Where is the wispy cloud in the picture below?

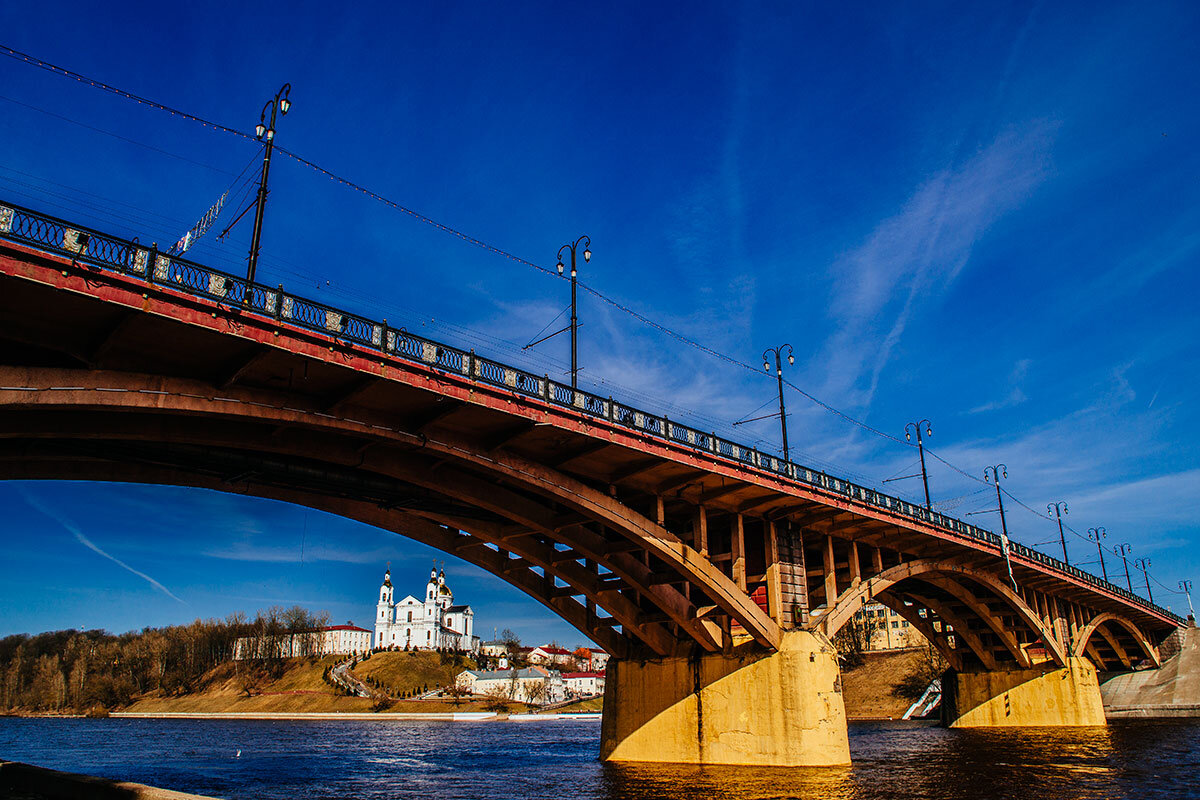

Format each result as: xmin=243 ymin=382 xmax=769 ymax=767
xmin=969 ymin=358 xmax=1032 ymax=414
xmin=19 ymin=488 xmax=188 ymax=605
xmin=818 ymin=125 xmax=1054 ymax=410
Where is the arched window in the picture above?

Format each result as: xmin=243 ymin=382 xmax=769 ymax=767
xmin=407 ymin=611 xmax=413 ymax=622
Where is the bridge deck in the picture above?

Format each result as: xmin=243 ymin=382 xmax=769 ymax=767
xmin=0 ymin=200 xmax=1183 ymax=662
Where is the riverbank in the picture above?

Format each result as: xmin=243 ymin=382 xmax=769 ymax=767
xmin=4 ymin=648 xmax=926 ymax=720
xmin=110 ymin=711 xmax=602 ymax=721
xmin=0 ymin=759 xmax=220 ymax=799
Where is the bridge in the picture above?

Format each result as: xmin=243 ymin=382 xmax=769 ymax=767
xmin=0 ymin=200 xmax=1186 ymax=766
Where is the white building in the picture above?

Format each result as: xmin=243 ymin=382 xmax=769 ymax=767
xmin=577 ymin=648 xmax=610 ymax=672
xmin=456 ymin=666 xmax=565 ymax=705
xmin=375 ymin=565 xmax=478 ymax=652
xmin=526 ymin=645 xmax=573 ymax=666
xmin=233 ymin=624 xmax=372 ymax=660
xmin=855 ymin=602 xmax=926 ymax=650
xmin=562 ymin=671 xmax=605 ymax=698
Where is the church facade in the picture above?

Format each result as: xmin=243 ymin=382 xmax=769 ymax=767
xmin=375 ymin=565 xmax=479 ymax=653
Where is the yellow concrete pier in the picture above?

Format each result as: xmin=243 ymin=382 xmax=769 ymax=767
xmin=600 ymin=630 xmax=850 ymax=766
xmin=945 ymin=657 xmax=1106 ymax=727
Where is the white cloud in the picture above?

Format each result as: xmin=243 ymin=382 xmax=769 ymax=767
xmin=817 ymin=125 xmax=1054 ymax=410
xmin=20 ymin=488 xmax=188 ymax=605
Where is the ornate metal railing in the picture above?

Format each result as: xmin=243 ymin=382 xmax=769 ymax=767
xmin=0 ymin=199 xmax=1184 ymax=626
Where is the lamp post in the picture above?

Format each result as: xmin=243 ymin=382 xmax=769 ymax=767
xmin=905 ymin=420 xmax=934 ymax=510
xmin=1180 ymin=580 xmax=1195 ymax=621
xmin=1113 ymin=543 xmax=1133 ymax=592
xmin=762 ymin=345 xmax=795 ymax=462
xmin=1048 ymin=502 xmax=1070 ymax=565
xmin=984 ymin=464 xmax=1017 ymax=591
xmin=247 ymin=83 xmax=291 ymax=292
xmin=555 ymin=235 xmax=591 ymax=390
xmin=1088 ymin=527 xmax=1108 ymax=582
xmin=983 ymin=465 xmax=1010 ymax=540
xmin=1135 ymin=558 xmax=1153 ymax=603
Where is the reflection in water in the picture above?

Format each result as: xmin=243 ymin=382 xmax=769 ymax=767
xmin=0 ymin=718 xmax=1196 ymax=800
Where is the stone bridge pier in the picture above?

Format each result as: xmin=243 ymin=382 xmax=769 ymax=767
xmin=600 ymin=631 xmax=850 ymax=766
xmin=941 ymin=658 xmax=1106 ymax=728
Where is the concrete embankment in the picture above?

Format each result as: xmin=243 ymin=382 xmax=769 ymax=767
xmin=1102 ymin=626 xmax=1200 ymax=718
xmin=111 ymin=711 xmax=601 ymax=721
xmin=0 ymin=760 xmax=219 ymax=800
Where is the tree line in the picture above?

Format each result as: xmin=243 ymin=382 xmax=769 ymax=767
xmin=0 ymin=606 xmax=328 ymax=712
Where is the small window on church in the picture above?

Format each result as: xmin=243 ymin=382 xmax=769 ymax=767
xmin=408 ymin=611 xmax=413 ymax=622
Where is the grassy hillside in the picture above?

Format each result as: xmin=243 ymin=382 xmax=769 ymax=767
xmin=351 ymin=651 xmax=476 ymax=696
xmin=841 ymin=648 xmax=927 ymax=719
xmin=120 ymin=648 xmax=926 ymax=717
xmin=125 ymin=655 xmax=376 ymax=713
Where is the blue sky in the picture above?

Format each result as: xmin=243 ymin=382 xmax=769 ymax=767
xmin=1 ymin=2 xmax=1197 ymax=643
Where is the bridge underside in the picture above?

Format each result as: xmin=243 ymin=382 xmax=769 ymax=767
xmin=0 ymin=233 xmax=1182 ymax=763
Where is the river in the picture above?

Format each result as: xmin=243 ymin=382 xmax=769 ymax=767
xmin=1 ymin=717 xmax=1197 ymax=799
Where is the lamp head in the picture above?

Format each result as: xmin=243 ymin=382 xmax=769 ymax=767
xmin=556 ymin=261 xmax=564 ymax=275
xmin=256 ymin=123 xmax=266 ymax=139
xmin=787 ymin=353 xmax=794 ymax=365
xmin=905 ymin=430 xmax=912 ymax=442
xmin=279 ymin=97 xmax=291 ymax=115
xmin=763 ymin=361 xmax=770 ymax=372
xmin=583 ymin=248 xmax=591 ymax=262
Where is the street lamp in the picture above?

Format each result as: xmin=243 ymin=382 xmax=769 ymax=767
xmin=1180 ymin=580 xmax=1195 ymax=621
xmin=246 ymin=83 xmax=292 ymax=293
xmin=762 ymin=344 xmax=795 ymax=463
xmin=1113 ymin=543 xmax=1133 ymax=592
xmin=555 ymin=235 xmax=591 ymax=390
xmin=1087 ymin=527 xmax=1108 ymax=582
xmin=904 ymin=420 xmax=934 ymax=511
xmin=1048 ymin=502 xmax=1069 ymax=565
xmin=984 ymin=464 xmax=1017 ymax=591
xmin=983 ymin=465 xmax=1010 ymax=540
xmin=1135 ymin=558 xmax=1153 ymax=603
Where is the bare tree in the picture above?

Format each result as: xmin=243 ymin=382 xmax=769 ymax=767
xmin=833 ymin=609 xmax=882 ymax=669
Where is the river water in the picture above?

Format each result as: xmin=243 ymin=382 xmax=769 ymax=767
xmin=1 ymin=718 xmax=1197 ymax=799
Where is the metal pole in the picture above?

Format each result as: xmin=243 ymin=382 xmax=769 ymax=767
xmin=761 ymin=345 xmax=794 ymax=463
xmin=556 ymin=236 xmax=589 ymax=391
xmin=1136 ymin=558 xmax=1153 ymax=603
xmin=246 ymin=131 xmax=274 ymax=289
xmin=995 ymin=479 xmax=1008 ymax=540
xmin=905 ymin=421 xmax=933 ymax=511
xmin=570 ymin=246 xmax=577 ymax=389
xmin=916 ymin=429 xmax=931 ymax=511
xmin=774 ymin=351 xmax=789 ymax=463
xmin=246 ymin=83 xmax=291 ymax=293
xmin=1115 ymin=544 xmax=1133 ymax=592
xmin=1180 ymin=580 xmax=1194 ymax=620
xmin=985 ymin=465 xmax=1016 ymax=591
xmin=1049 ymin=502 xmax=1069 ymax=565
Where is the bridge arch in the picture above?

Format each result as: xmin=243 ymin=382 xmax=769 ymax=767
xmin=0 ymin=366 xmax=780 ymax=657
xmin=818 ymin=558 xmax=1068 ymax=668
xmin=1073 ymin=612 xmax=1160 ymax=670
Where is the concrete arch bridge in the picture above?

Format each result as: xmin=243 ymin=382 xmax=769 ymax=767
xmin=0 ymin=201 xmax=1185 ymax=766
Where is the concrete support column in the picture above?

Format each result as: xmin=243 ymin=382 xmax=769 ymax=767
xmin=600 ymin=630 xmax=850 ymax=766
xmin=942 ymin=657 xmax=1106 ymax=728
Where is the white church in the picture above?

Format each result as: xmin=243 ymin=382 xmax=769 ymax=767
xmin=375 ymin=564 xmax=479 ymax=653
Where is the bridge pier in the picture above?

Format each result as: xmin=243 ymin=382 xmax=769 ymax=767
xmin=599 ymin=630 xmax=850 ymax=766
xmin=942 ymin=657 xmax=1106 ymax=727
